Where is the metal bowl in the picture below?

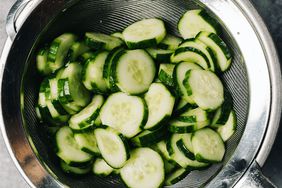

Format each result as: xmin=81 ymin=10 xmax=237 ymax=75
xmin=0 ymin=0 xmax=281 ymax=187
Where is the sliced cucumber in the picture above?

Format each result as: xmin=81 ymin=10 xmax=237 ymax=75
xmin=155 ymin=140 xmax=172 ymax=161
xmin=146 ymin=48 xmax=174 ymax=63
xmin=171 ymin=47 xmax=211 ymax=70
xmin=103 ymin=47 xmax=124 ymax=91
xmin=36 ymin=47 xmax=52 ymax=75
xmin=120 ymin=148 xmax=165 ymax=188
xmin=144 ymin=83 xmax=175 ymax=130
xmin=179 ymin=38 xmax=216 ymax=72
xmin=111 ymin=32 xmax=124 ymax=40
xmin=165 ymin=168 xmax=190 ymax=186
xmin=123 ymin=18 xmax=166 ymax=49
xmin=110 ymin=49 xmax=156 ymax=94
xmin=173 ymin=62 xmax=202 ymax=104
xmin=94 ymin=126 xmax=129 ymax=168
xmin=66 ymin=41 xmax=90 ymax=62
xmin=131 ymin=126 xmax=167 ymax=147
xmin=74 ymin=130 xmax=100 ymax=156
xmin=85 ymin=32 xmax=124 ymax=51
xmin=158 ymin=34 xmax=182 ymax=50
xmin=196 ymin=31 xmax=232 ymax=72
xmin=178 ymin=9 xmax=220 ymax=39
xmin=192 ymin=128 xmax=225 ymax=163
xmin=93 ymin=158 xmax=114 ymax=177
xmin=217 ymin=110 xmax=237 ymax=142
xmin=177 ymin=107 xmax=210 ymax=130
xmin=167 ymin=134 xmax=209 ymax=169
xmin=168 ymin=120 xmax=195 ymax=134
xmin=56 ymin=126 xmax=93 ymax=166
xmin=48 ymin=33 xmax=78 ymax=72
xmin=173 ymin=99 xmax=191 ymax=116
xmin=69 ymin=95 xmax=104 ymax=131
xmin=60 ymin=160 xmax=92 ymax=175
xmin=100 ymin=92 xmax=147 ymax=138
xmin=212 ymin=92 xmax=233 ymax=126
xmin=176 ymin=134 xmax=195 ymax=160
xmin=82 ymin=51 xmax=109 ymax=93
xmin=185 ymin=69 xmax=224 ymax=110
xmin=38 ymin=78 xmax=69 ymax=124
xmin=58 ymin=63 xmax=91 ymax=113
xmin=158 ymin=64 xmax=175 ymax=88
xmin=77 ymin=51 xmax=97 ymax=64
xmin=47 ymin=70 xmax=69 ymax=115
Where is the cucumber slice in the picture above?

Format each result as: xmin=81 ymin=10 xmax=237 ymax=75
xmin=111 ymin=32 xmax=124 ymax=41
xmin=178 ymin=9 xmax=220 ymax=39
xmin=212 ymin=92 xmax=233 ymax=126
xmin=82 ymin=51 xmax=109 ymax=93
xmin=176 ymin=134 xmax=195 ymax=160
xmin=69 ymin=95 xmax=104 ymax=131
xmin=47 ymin=70 xmax=69 ymax=115
xmin=177 ymin=107 xmax=210 ymax=130
xmin=217 ymin=110 xmax=237 ymax=142
xmin=111 ymin=49 xmax=156 ymax=95
xmin=77 ymin=51 xmax=96 ymax=64
xmin=85 ymin=32 xmax=124 ymax=51
xmin=60 ymin=160 xmax=92 ymax=175
xmin=74 ymin=130 xmax=100 ymax=156
xmin=93 ymin=158 xmax=114 ymax=177
xmin=167 ymin=134 xmax=209 ymax=169
xmin=192 ymin=128 xmax=225 ymax=163
xmin=179 ymin=38 xmax=216 ymax=72
xmin=185 ymin=69 xmax=224 ymax=110
xmin=38 ymin=78 xmax=69 ymax=124
xmin=173 ymin=62 xmax=202 ymax=104
xmin=165 ymin=168 xmax=190 ymax=186
xmin=100 ymin=92 xmax=147 ymax=138
xmin=158 ymin=64 xmax=177 ymax=93
xmin=94 ymin=126 xmax=130 ymax=168
xmin=36 ymin=47 xmax=52 ymax=75
xmin=58 ymin=63 xmax=91 ymax=113
xmin=103 ymin=47 xmax=124 ymax=91
xmin=56 ymin=126 xmax=93 ymax=166
xmin=144 ymin=83 xmax=175 ymax=130
xmin=123 ymin=18 xmax=166 ymax=49
xmin=131 ymin=126 xmax=167 ymax=147
xmin=158 ymin=34 xmax=182 ymax=50
xmin=66 ymin=41 xmax=90 ymax=62
xmin=120 ymin=148 xmax=165 ymax=188
xmin=173 ymin=99 xmax=191 ymax=116
xmin=168 ymin=120 xmax=195 ymax=134
xmin=48 ymin=33 xmax=78 ymax=72
xmin=196 ymin=31 xmax=232 ymax=72
xmin=171 ymin=47 xmax=211 ymax=70
xmin=146 ymin=48 xmax=174 ymax=63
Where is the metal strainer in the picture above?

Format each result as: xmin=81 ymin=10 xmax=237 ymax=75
xmin=0 ymin=0 xmax=281 ymax=187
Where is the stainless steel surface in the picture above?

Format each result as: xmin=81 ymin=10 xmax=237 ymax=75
xmin=235 ymin=161 xmax=277 ymax=188
xmin=0 ymin=0 xmax=281 ymax=187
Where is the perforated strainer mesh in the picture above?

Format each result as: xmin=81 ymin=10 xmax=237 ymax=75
xmin=22 ymin=0 xmax=249 ymax=187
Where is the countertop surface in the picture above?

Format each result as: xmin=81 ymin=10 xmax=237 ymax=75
xmin=0 ymin=0 xmax=281 ymax=187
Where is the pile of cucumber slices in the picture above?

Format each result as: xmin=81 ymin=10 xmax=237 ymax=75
xmin=36 ymin=9 xmax=237 ymax=188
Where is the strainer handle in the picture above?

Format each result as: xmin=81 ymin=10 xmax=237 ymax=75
xmin=6 ymin=0 xmax=39 ymax=40
xmin=235 ymin=161 xmax=277 ymax=188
